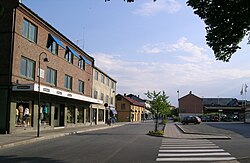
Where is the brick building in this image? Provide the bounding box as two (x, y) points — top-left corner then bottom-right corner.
(178, 91), (203, 119)
(0, 0), (115, 134)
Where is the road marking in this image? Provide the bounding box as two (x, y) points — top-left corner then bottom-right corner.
(159, 149), (224, 152)
(158, 152), (231, 157)
(160, 146), (219, 149)
(156, 157), (236, 161)
(156, 139), (237, 162)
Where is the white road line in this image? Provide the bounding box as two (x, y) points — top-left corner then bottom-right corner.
(156, 157), (236, 162)
(158, 152), (231, 157)
(161, 144), (217, 147)
(159, 149), (224, 152)
(160, 146), (219, 149)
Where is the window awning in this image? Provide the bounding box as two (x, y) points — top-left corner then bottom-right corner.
(109, 106), (117, 114)
(66, 46), (80, 59)
(79, 55), (91, 65)
(49, 34), (65, 49)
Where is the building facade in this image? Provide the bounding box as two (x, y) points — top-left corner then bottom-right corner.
(178, 91), (203, 119)
(0, 0), (116, 134)
(91, 67), (117, 125)
(115, 94), (144, 122)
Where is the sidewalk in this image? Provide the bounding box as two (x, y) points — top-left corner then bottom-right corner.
(0, 123), (125, 149)
(164, 122), (231, 139)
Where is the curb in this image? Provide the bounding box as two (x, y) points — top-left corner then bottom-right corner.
(175, 124), (231, 140)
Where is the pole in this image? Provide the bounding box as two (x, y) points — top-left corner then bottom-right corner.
(37, 52), (48, 137)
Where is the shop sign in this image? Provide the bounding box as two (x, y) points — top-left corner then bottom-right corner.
(12, 84), (34, 91)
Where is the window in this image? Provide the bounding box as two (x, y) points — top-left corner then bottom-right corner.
(121, 104), (126, 110)
(110, 97), (113, 105)
(101, 74), (105, 84)
(105, 95), (109, 103)
(22, 19), (37, 43)
(78, 59), (85, 70)
(47, 39), (58, 55)
(94, 71), (98, 80)
(100, 93), (104, 101)
(46, 67), (57, 86)
(64, 75), (72, 90)
(20, 57), (35, 80)
(94, 91), (98, 99)
(106, 78), (110, 86)
(111, 81), (115, 89)
(65, 51), (73, 63)
(78, 80), (84, 94)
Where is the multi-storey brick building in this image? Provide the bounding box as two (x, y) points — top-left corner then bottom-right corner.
(0, 0), (115, 134)
(92, 66), (117, 125)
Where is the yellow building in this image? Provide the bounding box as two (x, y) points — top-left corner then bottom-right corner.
(115, 94), (144, 122)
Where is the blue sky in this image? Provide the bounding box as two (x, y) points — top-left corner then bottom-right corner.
(22, 0), (250, 106)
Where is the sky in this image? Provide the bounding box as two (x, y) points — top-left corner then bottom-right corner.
(22, 0), (250, 106)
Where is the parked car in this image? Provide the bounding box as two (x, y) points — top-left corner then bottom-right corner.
(181, 116), (201, 125)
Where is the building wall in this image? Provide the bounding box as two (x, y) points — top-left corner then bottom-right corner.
(179, 92), (203, 118)
(92, 68), (116, 124)
(116, 97), (131, 122)
(0, 1), (103, 133)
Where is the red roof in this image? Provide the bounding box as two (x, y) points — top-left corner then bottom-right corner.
(123, 96), (145, 107)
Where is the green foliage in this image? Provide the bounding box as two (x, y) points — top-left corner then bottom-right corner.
(148, 130), (164, 137)
(160, 119), (168, 125)
(187, 0), (250, 62)
(173, 116), (180, 122)
(0, 3), (4, 18)
(145, 90), (171, 117)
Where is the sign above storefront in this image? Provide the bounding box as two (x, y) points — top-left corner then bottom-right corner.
(12, 84), (102, 104)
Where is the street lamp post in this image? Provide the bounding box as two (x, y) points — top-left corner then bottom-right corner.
(37, 52), (49, 137)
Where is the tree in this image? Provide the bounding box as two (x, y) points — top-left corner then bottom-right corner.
(145, 90), (170, 132)
(187, 0), (250, 62)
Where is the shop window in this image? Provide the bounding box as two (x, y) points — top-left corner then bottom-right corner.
(98, 109), (104, 122)
(67, 106), (75, 123)
(41, 104), (50, 125)
(77, 108), (84, 123)
(64, 75), (72, 90)
(16, 102), (32, 127)
(64, 50), (73, 63)
(78, 59), (85, 70)
(22, 19), (37, 43)
(86, 108), (90, 123)
(20, 57), (35, 80)
(78, 80), (84, 94)
(46, 67), (57, 86)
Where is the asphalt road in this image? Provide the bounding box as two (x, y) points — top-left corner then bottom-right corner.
(0, 122), (163, 163)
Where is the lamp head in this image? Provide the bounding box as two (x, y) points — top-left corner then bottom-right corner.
(43, 57), (49, 62)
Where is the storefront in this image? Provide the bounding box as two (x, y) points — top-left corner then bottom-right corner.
(10, 84), (102, 133)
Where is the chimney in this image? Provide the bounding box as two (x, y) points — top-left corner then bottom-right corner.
(189, 91), (192, 94)
(124, 93), (126, 96)
(138, 95), (140, 98)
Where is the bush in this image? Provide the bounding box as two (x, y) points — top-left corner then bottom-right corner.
(173, 117), (180, 122)
(147, 130), (164, 137)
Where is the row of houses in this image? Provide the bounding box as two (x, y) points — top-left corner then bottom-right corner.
(178, 91), (250, 122)
(0, 0), (118, 134)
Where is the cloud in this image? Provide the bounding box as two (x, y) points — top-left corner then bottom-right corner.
(140, 37), (214, 64)
(132, 0), (181, 17)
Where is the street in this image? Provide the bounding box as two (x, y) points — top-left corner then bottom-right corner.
(0, 122), (162, 163)
(1, 122), (250, 163)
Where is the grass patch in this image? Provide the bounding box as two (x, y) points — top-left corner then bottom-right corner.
(147, 130), (164, 137)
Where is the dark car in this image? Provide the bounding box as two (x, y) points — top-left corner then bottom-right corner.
(181, 116), (201, 125)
